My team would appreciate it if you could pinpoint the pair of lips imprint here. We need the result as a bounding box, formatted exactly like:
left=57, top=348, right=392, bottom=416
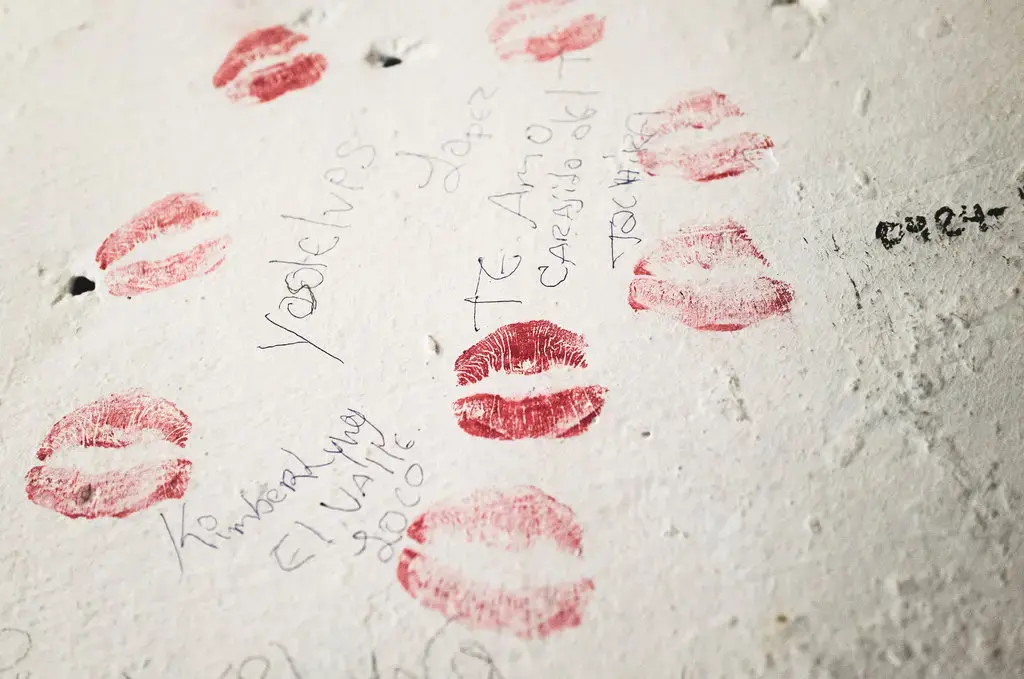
left=397, top=485, right=595, bottom=640
left=95, top=193, right=229, bottom=297
left=488, top=0, right=606, bottom=62
left=452, top=320, right=607, bottom=440
left=636, top=89, right=775, bottom=182
left=214, top=25, right=328, bottom=104
left=628, top=220, right=795, bottom=331
left=25, top=390, right=193, bottom=519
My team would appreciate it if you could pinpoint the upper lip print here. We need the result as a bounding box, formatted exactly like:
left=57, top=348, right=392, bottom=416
left=96, top=193, right=230, bottom=297
left=25, top=390, right=193, bottom=519
left=397, top=485, right=595, bottom=640
left=635, top=89, right=775, bottom=182
left=213, top=25, right=328, bottom=103
left=454, top=319, right=588, bottom=386
left=628, top=219, right=795, bottom=331
left=451, top=321, right=607, bottom=440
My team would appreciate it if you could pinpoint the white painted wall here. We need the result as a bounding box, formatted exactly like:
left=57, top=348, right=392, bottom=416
left=1, top=0, right=1022, bottom=676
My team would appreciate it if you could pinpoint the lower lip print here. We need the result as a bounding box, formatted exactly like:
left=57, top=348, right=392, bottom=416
left=104, top=236, right=231, bottom=297
left=397, top=485, right=594, bottom=639
left=638, top=131, right=775, bottom=181
left=628, top=276, right=794, bottom=331
left=452, top=385, right=607, bottom=440
left=25, top=459, right=192, bottom=520
left=397, top=549, right=595, bottom=640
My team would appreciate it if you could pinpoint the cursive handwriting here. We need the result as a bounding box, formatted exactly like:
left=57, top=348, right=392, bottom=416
left=159, top=409, right=409, bottom=577
left=531, top=55, right=601, bottom=289
left=257, top=313, right=345, bottom=366
left=268, top=231, right=339, bottom=321
left=259, top=135, right=378, bottom=358
left=396, top=86, right=498, bottom=194
left=215, top=641, right=302, bottom=679
left=602, top=111, right=650, bottom=268
left=270, top=425, right=421, bottom=572
left=351, top=618, right=508, bottom=679
left=463, top=253, right=523, bottom=332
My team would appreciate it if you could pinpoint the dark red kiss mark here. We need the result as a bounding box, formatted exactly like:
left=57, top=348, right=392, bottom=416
left=97, top=193, right=229, bottom=297
left=397, top=485, right=595, bottom=639
left=26, top=390, right=193, bottom=519
left=489, top=0, right=605, bottom=62
left=628, top=220, right=794, bottom=331
left=452, top=321, right=606, bottom=440
left=454, top=319, right=588, bottom=386
left=214, top=25, right=328, bottom=103
left=452, top=386, right=607, bottom=440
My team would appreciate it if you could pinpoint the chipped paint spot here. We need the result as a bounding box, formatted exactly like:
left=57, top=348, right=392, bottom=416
left=425, top=334, right=441, bottom=356
left=854, top=85, right=871, bottom=116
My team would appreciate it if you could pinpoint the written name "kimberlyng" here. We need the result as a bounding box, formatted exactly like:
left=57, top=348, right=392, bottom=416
left=159, top=408, right=414, bottom=576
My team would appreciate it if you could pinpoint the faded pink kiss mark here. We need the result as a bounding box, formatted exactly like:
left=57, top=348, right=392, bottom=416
left=635, top=90, right=775, bottom=182
left=628, top=220, right=794, bottom=330
left=488, top=0, right=606, bottom=62
left=97, top=193, right=230, bottom=297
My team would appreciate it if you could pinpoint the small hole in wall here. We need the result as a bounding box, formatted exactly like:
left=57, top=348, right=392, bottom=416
left=68, top=275, right=96, bottom=296
left=366, top=47, right=403, bottom=68
left=640, top=431, right=652, bottom=439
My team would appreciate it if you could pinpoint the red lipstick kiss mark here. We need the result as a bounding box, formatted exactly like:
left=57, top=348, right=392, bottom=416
left=397, top=486, right=595, bottom=639
left=96, top=193, right=230, bottom=297
left=636, top=90, right=775, bottom=182
left=214, top=25, right=328, bottom=103
left=638, top=132, right=775, bottom=183
left=628, top=220, right=794, bottom=331
left=452, top=321, right=606, bottom=440
left=453, top=386, right=607, bottom=441
left=26, top=390, right=193, bottom=519
left=454, top=319, right=587, bottom=386
left=489, top=0, right=606, bottom=62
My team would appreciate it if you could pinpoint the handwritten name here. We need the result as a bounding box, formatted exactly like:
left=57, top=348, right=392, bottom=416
left=397, top=86, right=498, bottom=194
left=159, top=408, right=413, bottom=576
left=258, top=136, right=379, bottom=365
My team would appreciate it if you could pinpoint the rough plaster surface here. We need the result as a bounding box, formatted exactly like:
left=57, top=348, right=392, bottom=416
left=0, top=0, right=1022, bottom=677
